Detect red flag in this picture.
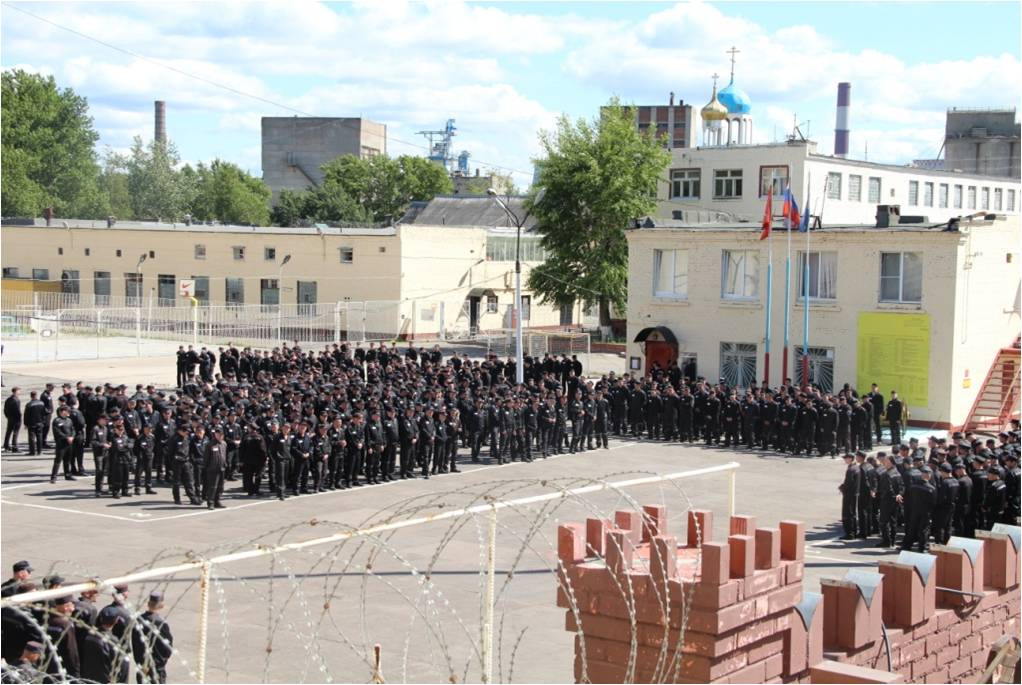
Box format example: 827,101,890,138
760,192,773,240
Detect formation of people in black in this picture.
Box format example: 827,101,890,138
2,566,172,684
838,429,1020,552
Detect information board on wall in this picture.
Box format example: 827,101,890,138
856,312,930,409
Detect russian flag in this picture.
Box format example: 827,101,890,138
783,186,801,229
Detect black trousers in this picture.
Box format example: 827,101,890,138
4,418,20,449
383,443,397,477
109,460,130,495
41,415,52,448
879,499,897,544
857,493,873,536
135,454,153,491
873,415,883,443
293,458,310,492
27,424,44,454
51,445,73,479
74,437,85,473
172,460,197,502
400,440,415,476
204,470,224,505
366,446,382,481
932,506,954,545
242,462,263,495
273,458,291,497
345,448,362,484
94,451,108,493
841,496,858,537
889,421,902,447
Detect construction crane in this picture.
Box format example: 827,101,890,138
417,119,457,172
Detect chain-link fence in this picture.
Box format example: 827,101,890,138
0,465,737,684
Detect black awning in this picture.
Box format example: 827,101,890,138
633,326,678,345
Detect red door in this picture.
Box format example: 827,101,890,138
645,341,677,375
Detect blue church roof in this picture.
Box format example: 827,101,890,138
718,79,751,115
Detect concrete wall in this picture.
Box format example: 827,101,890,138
657,142,1020,225
625,216,1020,426
261,117,387,201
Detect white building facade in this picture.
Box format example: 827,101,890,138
625,215,1020,429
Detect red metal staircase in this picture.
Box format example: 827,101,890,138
962,335,1021,433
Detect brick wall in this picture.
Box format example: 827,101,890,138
555,507,1020,684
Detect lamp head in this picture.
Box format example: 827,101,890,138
486,188,497,196
281,254,292,266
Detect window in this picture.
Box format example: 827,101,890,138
1008,189,1016,212
908,181,918,206
116,249,122,257
94,271,111,305
759,165,789,198
57,247,63,255
339,247,354,264
994,188,1002,211
923,182,934,207
795,347,834,393
232,246,245,261
713,169,743,199
485,236,546,262
798,251,838,300
60,270,80,303
84,248,91,256
967,186,976,209
125,272,142,306
264,247,276,261
225,278,244,306
720,342,757,390
157,274,175,305
32,268,49,281
938,184,948,208
953,185,963,209
520,295,531,321
260,278,279,306
880,252,922,303
981,187,990,210
148,250,155,259
652,249,688,298
826,173,842,200
486,295,498,313
191,276,210,305
670,169,700,199
297,280,317,315
721,250,759,300
868,177,881,203
194,244,206,260
848,175,862,202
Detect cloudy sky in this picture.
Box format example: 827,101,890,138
2,1,1019,188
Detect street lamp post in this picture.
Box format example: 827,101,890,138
277,254,291,344
135,254,147,355
487,188,544,386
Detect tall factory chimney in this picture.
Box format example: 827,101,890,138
154,100,167,145
834,82,850,158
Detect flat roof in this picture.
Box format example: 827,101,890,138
631,214,1009,233
0,218,396,237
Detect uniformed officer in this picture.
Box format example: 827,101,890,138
79,606,129,683
345,413,366,486
952,460,972,537
132,591,173,684
855,451,876,538
932,462,959,544
290,422,313,494
885,391,904,447
270,422,293,500
90,415,111,497
365,409,386,483
398,407,418,478
901,466,937,552
876,453,903,548
983,466,1008,529
838,453,860,539
23,391,46,456
311,423,331,491
171,425,200,506
108,421,134,499
50,405,77,484
382,407,400,481
204,426,228,509
134,423,157,495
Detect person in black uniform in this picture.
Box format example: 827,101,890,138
170,425,199,506
3,387,22,453
740,394,758,448
42,595,80,679
983,466,1008,529
3,640,46,684
132,591,173,684
190,424,209,501
952,460,972,537
223,413,242,481
866,384,884,445
1004,452,1020,524
885,391,904,448
310,423,330,491
932,462,959,544
133,423,157,495
39,384,54,450
269,421,293,500
240,423,267,496
204,426,228,509
721,392,741,448
345,413,366,486
50,405,77,484
839,453,860,539
79,606,129,683
594,391,610,449
876,453,903,548
108,421,134,499
703,389,721,446
290,422,313,494
819,401,838,458
678,386,695,443
855,451,876,538
23,391,46,456
968,455,988,536
901,466,936,552
399,406,418,477
365,409,386,483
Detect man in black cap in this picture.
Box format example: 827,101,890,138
90,414,111,497
4,640,45,683
23,390,46,456
3,387,22,453
932,462,959,545
901,465,936,552
1,561,32,598
240,423,267,496
108,420,134,499
1004,452,1020,524
204,426,228,509
968,455,988,536
952,460,972,537
171,424,200,506
854,451,876,539
134,423,157,496
875,453,903,548
365,409,385,484
398,406,418,478
79,606,130,683
885,391,904,447
43,594,80,679
269,421,293,500
983,466,1007,529
838,453,860,540
132,591,173,684
51,405,77,484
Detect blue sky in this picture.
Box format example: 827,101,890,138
2,1,1019,189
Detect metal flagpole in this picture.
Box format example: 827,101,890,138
782,192,792,384
801,174,812,387
764,224,773,387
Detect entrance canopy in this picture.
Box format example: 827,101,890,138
633,326,678,345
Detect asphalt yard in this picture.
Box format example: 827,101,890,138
0,359,901,683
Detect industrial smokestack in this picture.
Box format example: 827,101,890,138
154,100,166,145
834,82,850,158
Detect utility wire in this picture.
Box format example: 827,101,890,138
1,2,535,179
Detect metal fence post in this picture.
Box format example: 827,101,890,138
96,310,102,359
54,310,61,361
481,505,497,684
728,468,736,519
196,561,211,684
333,302,341,344
135,308,142,357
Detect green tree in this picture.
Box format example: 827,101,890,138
99,150,134,220
125,136,193,220
319,154,452,223
526,98,671,330
188,159,270,225
1,70,105,217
